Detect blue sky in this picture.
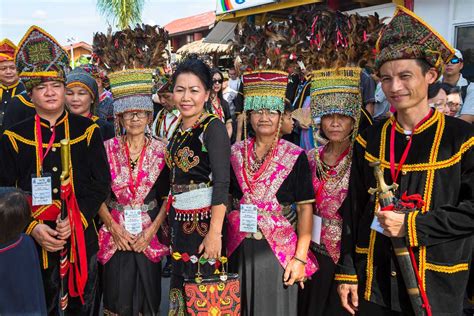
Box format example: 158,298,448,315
0,0,216,45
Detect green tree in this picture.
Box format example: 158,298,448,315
97,0,145,30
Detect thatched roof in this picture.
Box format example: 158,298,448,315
176,39,231,55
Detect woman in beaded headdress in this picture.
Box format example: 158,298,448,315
166,57,231,315
93,24,171,315
226,71,318,315
298,67,362,316
96,68,170,315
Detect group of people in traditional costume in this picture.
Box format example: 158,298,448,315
0,4,473,316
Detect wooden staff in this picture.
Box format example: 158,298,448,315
59,139,70,312
368,161,427,316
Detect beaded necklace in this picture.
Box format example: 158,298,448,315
314,144,352,195
167,112,206,183
242,114,282,192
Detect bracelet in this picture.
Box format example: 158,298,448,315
293,256,307,265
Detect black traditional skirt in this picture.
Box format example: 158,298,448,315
298,250,349,316
229,238,298,316
102,251,161,316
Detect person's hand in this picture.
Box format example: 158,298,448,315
283,258,306,289
31,223,66,252
375,208,406,237
198,230,222,259
109,220,135,251
299,122,310,130
55,214,71,240
131,226,156,253
337,283,359,315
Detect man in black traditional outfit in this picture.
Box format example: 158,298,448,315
336,6,474,316
0,25,111,315
0,38,25,132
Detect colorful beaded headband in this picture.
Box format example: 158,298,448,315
109,69,154,116
310,67,362,120
243,70,288,112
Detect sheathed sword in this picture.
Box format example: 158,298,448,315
59,139,71,312
368,161,427,316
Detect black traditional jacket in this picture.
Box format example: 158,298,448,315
2,90,36,130
0,110,111,268
336,110,474,315
0,80,25,131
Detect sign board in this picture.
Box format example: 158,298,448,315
216,0,277,15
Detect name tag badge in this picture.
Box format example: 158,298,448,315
311,215,323,244
239,204,258,233
371,216,385,234
31,174,52,206
124,209,143,235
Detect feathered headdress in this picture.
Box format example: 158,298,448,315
92,24,169,71
92,24,169,120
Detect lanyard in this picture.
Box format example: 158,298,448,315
389,110,432,183
35,114,57,176
124,140,147,199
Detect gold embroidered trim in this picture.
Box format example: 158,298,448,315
425,262,469,274
334,274,358,282
32,200,61,218
356,134,367,149
4,124,99,148
17,94,35,108
407,211,419,247
364,136,474,172
364,229,377,300
80,212,88,229
355,246,369,254
25,220,39,235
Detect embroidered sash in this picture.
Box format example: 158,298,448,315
308,147,348,264
227,139,318,277
98,137,169,264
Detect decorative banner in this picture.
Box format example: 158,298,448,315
216,0,276,14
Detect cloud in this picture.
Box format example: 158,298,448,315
32,9,48,20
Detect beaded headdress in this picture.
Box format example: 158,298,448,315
242,70,288,112
0,38,17,62
375,6,454,76
109,69,154,116
311,67,362,120
15,26,70,91
92,24,169,117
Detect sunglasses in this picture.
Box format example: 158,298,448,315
448,57,463,64
213,79,223,84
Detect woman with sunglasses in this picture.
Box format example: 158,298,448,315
206,69,233,138
97,69,170,315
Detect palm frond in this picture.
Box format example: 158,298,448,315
97,0,145,30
